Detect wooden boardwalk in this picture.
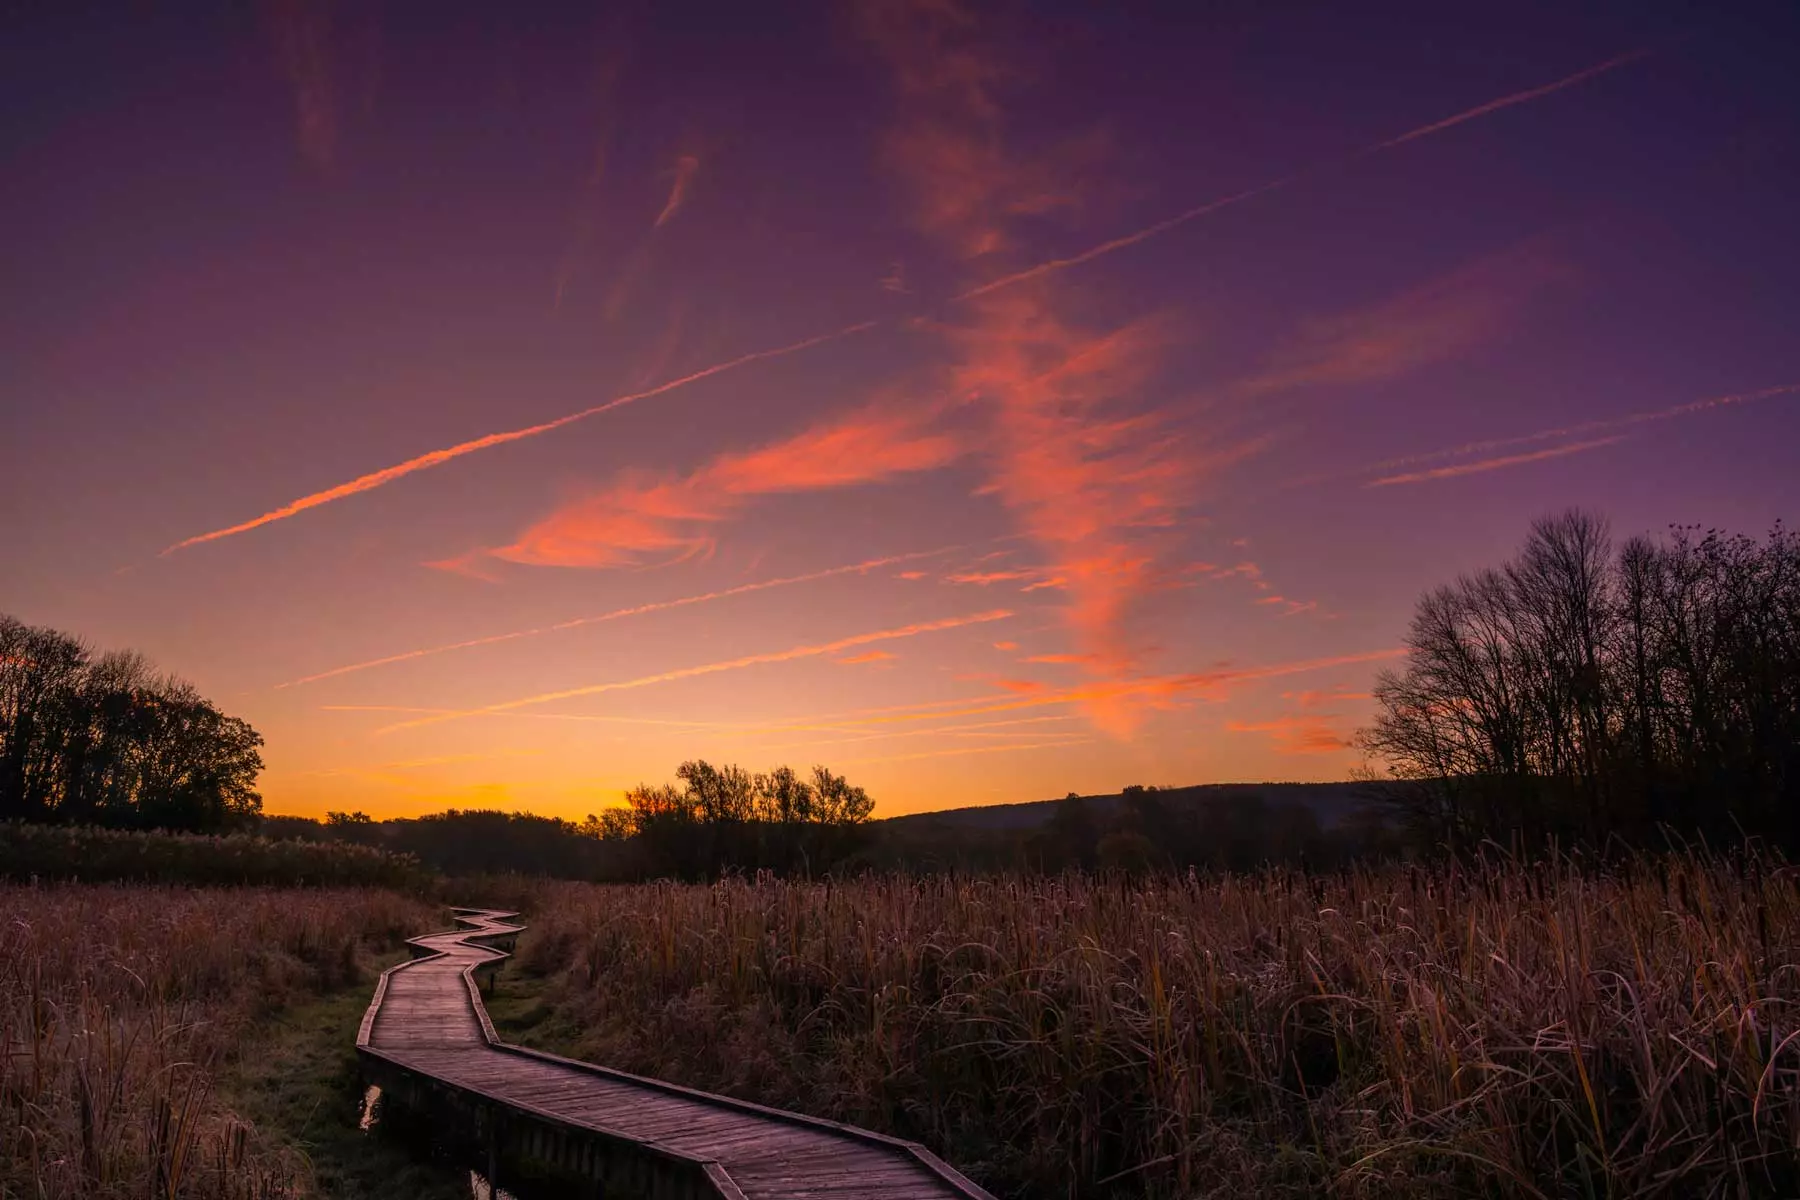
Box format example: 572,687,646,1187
358,907,998,1200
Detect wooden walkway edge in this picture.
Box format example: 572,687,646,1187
357,907,999,1200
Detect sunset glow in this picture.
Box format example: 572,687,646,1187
6,2,1796,820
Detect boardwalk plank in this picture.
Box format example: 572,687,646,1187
359,908,996,1200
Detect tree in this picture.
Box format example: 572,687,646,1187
1361,513,1800,852
0,614,264,831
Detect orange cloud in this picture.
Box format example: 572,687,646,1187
992,640,1018,650
831,647,1407,732
654,154,700,227
376,609,1015,733
274,545,961,688
1225,715,1353,755
491,403,961,568
946,569,1037,585
1367,435,1625,487
954,296,1246,681
161,320,877,555
838,649,898,665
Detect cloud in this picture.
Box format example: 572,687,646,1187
490,403,961,569
946,569,1038,585
841,737,1095,766
951,50,1646,301
655,154,701,227
1225,715,1352,755
858,0,1094,261
953,297,1229,681
838,649,898,665
862,2,1267,723
992,641,1018,650
265,0,337,170
161,320,877,555
824,647,1408,733
375,609,1015,733
273,545,962,688
1234,248,1572,400
1367,434,1626,486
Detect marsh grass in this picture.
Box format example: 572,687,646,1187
0,883,436,1198
510,851,1800,1198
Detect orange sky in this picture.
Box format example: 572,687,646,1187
5,2,1798,819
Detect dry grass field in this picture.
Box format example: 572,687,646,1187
502,853,1800,1198
0,884,437,1199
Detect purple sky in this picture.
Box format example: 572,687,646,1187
4,1,1797,819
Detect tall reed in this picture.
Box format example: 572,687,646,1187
516,852,1800,1197
1,883,435,1199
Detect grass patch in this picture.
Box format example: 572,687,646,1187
220,954,472,1200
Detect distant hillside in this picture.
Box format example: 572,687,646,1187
879,781,1379,833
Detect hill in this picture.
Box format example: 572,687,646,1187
877,780,1376,833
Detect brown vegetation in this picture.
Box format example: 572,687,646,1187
509,853,1800,1198
0,883,436,1198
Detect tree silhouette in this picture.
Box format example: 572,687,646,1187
1361,512,1800,850
0,615,264,831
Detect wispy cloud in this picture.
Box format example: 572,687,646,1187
375,609,1016,733
1234,248,1571,400
488,403,961,569
839,738,1095,766
811,647,1409,730
265,0,337,170
952,50,1646,301
654,154,701,227
161,320,877,555
838,649,898,665
1225,715,1352,755
274,545,962,688
1367,434,1626,487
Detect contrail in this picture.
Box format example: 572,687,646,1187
953,49,1647,302
1367,435,1626,487
1363,382,1800,476
161,319,877,554
273,544,964,688
375,609,1016,734
951,179,1297,301
1369,48,1651,150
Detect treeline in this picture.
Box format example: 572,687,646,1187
1364,512,1800,851
266,760,878,882
597,760,876,879
267,808,633,879
0,615,264,831
0,822,430,889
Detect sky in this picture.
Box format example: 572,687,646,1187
4,1,1798,821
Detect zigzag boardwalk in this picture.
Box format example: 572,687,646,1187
359,908,997,1200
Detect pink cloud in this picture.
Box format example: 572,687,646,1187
491,405,961,569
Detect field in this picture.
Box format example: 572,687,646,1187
498,853,1800,1199
0,883,439,1199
